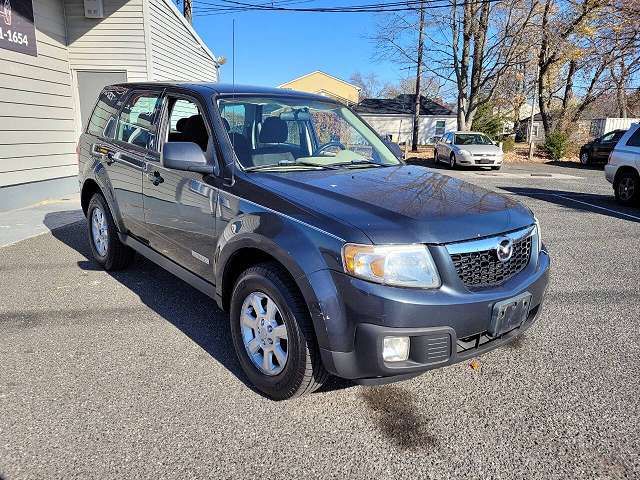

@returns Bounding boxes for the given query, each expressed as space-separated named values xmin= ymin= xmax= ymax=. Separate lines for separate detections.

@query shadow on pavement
xmin=545 ymin=160 xmax=604 ymax=171
xmin=501 ymin=187 xmax=640 ymax=223
xmin=43 ymin=212 xmax=355 ymax=397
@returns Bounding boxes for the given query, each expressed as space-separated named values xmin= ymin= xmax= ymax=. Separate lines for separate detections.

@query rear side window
xmin=626 ymin=128 xmax=640 ymax=147
xmin=116 ymin=92 xmax=162 ymax=150
xmin=87 ymin=87 xmax=127 ymax=137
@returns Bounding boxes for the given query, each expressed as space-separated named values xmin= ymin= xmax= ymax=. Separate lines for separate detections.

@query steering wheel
xmin=313 ymin=141 xmax=346 ymax=157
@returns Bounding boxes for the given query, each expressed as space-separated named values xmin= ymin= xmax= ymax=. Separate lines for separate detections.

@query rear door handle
xmin=146 ymin=170 xmax=164 ymax=186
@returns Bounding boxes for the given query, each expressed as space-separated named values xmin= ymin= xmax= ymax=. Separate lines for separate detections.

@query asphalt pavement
xmin=1 ymin=161 xmax=639 ymax=479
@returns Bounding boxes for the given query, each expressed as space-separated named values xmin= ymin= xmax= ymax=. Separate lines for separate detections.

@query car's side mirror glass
xmin=161 ymin=142 xmax=214 ymax=174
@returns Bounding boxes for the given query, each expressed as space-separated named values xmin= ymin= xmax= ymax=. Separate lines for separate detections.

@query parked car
xmin=435 ymin=131 xmax=504 ymax=169
xmin=605 ymin=123 xmax=640 ymax=205
xmin=78 ymin=83 xmax=550 ymax=400
xmin=579 ymin=129 xmax=626 ymax=166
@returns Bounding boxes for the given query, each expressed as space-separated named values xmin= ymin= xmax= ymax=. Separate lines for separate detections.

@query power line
xmin=192 ymin=0 xmax=495 ymax=15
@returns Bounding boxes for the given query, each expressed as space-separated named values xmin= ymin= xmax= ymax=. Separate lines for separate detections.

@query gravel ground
xmin=1 ymin=162 xmax=639 ymax=479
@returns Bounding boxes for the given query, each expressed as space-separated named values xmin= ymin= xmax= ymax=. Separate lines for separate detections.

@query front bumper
xmin=456 ymin=154 xmax=503 ymax=167
xmin=315 ymin=249 xmax=550 ymax=383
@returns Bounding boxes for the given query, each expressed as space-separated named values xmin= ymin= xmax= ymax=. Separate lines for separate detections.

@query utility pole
xmin=183 ymin=0 xmax=192 ymax=24
xmin=411 ymin=0 xmax=425 ymax=152
xmin=527 ymin=63 xmax=539 ymax=161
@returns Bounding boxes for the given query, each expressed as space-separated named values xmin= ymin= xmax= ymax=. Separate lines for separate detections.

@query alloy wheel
xmin=580 ymin=153 xmax=589 ymax=165
xmin=240 ymin=291 xmax=289 ymax=376
xmin=618 ymin=176 xmax=636 ymax=202
xmin=91 ymin=206 xmax=109 ymax=257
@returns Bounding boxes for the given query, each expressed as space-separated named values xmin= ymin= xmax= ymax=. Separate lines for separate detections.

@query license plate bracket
xmin=489 ymin=292 xmax=532 ymax=337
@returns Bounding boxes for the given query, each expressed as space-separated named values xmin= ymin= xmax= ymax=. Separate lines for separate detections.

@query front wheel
xmin=229 ymin=263 xmax=329 ymax=400
xmin=449 ymin=153 xmax=457 ymax=169
xmin=614 ymin=171 xmax=639 ymax=206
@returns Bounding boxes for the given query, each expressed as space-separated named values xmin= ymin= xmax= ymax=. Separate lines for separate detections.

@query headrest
xmin=228 ymin=132 xmax=251 ymax=166
xmin=184 ymin=115 xmax=208 ymax=151
xmin=259 ymin=117 xmax=287 ymax=143
xmin=176 ymin=117 xmax=188 ymax=132
xmin=222 ymin=117 xmax=231 ymax=132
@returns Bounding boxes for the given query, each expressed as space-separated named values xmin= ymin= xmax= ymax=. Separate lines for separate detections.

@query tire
xmin=449 ymin=153 xmax=457 ymax=169
xmin=580 ymin=152 xmax=590 ymax=165
xmin=433 ymin=149 xmax=439 ymax=163
xmin=87 ymin=193 xmax=135 ymax=270
xmin=229 ymin=262 xmax=329 ymax=400
xmin=614 ymin=170 xmax=639 ymax=206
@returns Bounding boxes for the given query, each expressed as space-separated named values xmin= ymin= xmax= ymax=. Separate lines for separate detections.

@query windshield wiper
xmin=245 ymin=160 xmax=338 ymax=172
xmin=326 ymin=159 xmax=385 ymax=168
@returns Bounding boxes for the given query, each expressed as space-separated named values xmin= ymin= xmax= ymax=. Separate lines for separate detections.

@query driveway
xmin=1 ymin=162 xmax=638 ymax=479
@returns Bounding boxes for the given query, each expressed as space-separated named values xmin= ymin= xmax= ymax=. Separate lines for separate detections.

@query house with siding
xmin=279 ymin=71 xmax=361 ymax=105
xmin=354 ymin=94 xmax=457 ymax=145
xmin=0 ymin=0 xmax=219 ymax=210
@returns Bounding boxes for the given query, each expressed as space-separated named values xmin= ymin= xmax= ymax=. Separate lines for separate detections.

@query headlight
xmin=342 ymin=244 xmax=441 ymax=288
xmin=458 ymin=149 xmax=471 ymax=157
xmin=534 ymin=217 xmax=542 ymax=253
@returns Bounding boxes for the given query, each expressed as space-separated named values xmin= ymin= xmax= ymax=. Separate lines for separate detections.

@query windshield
xmin=454 ymin=133 xmax=494 ymax=146
xmin=216 ymin=96 xmax=401 ymax=171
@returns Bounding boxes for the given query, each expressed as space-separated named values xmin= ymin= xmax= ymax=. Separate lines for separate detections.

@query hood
xmin=252 ymin=165 xmax=534 ymax=244
xmin=454 ymin=144 xmax=503 ymax=155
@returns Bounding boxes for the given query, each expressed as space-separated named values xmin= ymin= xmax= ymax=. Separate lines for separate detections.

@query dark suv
xmin=78 ymin=83 xmax=550 ymax=400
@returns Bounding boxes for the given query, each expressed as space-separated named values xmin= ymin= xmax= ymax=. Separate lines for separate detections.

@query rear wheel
xmin=87 ymin=193 xmax=135 ymax=270
xmin=614 ymin=171 xmax=639 ymax=206
xmin=580 ymin=152 xmax=590 ymax=165
xmin=229 ymin=262 xmax=329 ymax=400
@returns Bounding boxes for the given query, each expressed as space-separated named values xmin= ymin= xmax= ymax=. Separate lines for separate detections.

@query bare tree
xmin=535 ymin=0 xmax=640 ymax=134
xmin=349 ymin=72 xmax=382 ymax=99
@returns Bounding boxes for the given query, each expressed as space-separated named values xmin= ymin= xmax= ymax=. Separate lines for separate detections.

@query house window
xmin=532 ymin=125 xmax=539 ymax=137
xmin=435 ymin=120 xmax=446 ymax=136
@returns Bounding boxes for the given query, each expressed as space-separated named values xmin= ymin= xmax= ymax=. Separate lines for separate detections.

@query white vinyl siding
xmin=149 ymin=0 xmax=218 ymax=82
xmin=64 ymin=0 xmax=148 ymax=82
xmin=360 ymin=114 xmax=457 ymax=144
xmin=0 ymin=0 xmax=76 ymax=187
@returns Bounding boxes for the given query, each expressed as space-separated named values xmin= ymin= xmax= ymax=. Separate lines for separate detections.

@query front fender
xmin=215 ymin=210 xmax=346 ymax=350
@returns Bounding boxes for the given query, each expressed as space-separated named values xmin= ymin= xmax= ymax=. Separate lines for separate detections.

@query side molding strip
xmin=119 ymin=233 xmax=216 ymax=299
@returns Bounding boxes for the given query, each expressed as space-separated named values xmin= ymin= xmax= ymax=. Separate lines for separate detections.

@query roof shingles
xmin=354 ymin=94 xmax=455 ymax=116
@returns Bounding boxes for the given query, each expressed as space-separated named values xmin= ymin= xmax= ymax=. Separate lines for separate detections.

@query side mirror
xmin=161 ymin=142 xmax=214 ymax=174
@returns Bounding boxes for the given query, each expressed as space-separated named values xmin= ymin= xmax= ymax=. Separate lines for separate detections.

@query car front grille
xmin=449 ymin=231 xmax=533 ymax=289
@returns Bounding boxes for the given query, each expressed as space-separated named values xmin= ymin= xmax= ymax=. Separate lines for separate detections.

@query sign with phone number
xmin=0 ymin=0 xmax=37 ymax=57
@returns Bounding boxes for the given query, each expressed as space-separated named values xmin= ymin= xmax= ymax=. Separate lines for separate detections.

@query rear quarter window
xmin=87 ymin=86 xmax=127 ymax=138
xmin=626 ymin=127 xmax=640 ymax=147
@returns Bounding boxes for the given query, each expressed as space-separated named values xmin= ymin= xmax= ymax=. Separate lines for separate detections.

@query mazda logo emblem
xmin=496 ymin=238 xmax=513 ymax=262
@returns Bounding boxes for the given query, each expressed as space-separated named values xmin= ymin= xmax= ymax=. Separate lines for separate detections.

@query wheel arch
xmin=216 ymin=234 xmax=336 ymax=351
xmin=613 ymin=165 xmax=640 ymax=185
xmin=80 ymin=176 xmax=126 ymax=232
xmin=81 ymin=178 xmax=101 ymax=215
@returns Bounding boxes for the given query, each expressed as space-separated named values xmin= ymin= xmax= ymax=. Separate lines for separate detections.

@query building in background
xmin=279 ymin=71 xmax=361 ymax=105
xmin=0 ymin=0 xmax=219 ymax=211
xmin=355 ymin=94 xmax=457 ymax=145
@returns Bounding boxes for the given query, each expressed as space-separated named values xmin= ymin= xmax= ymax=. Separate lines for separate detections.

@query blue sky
xmin=193 ymin=10 xmax=403 ymax=88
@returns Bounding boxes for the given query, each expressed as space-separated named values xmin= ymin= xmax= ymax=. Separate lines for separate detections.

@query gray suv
xmin=78 ymin=82 xmax=550 ymax=400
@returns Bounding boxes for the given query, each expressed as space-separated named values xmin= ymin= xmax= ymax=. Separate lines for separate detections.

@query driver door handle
xmin=146 ymin=170 xmax=164 ymax=186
